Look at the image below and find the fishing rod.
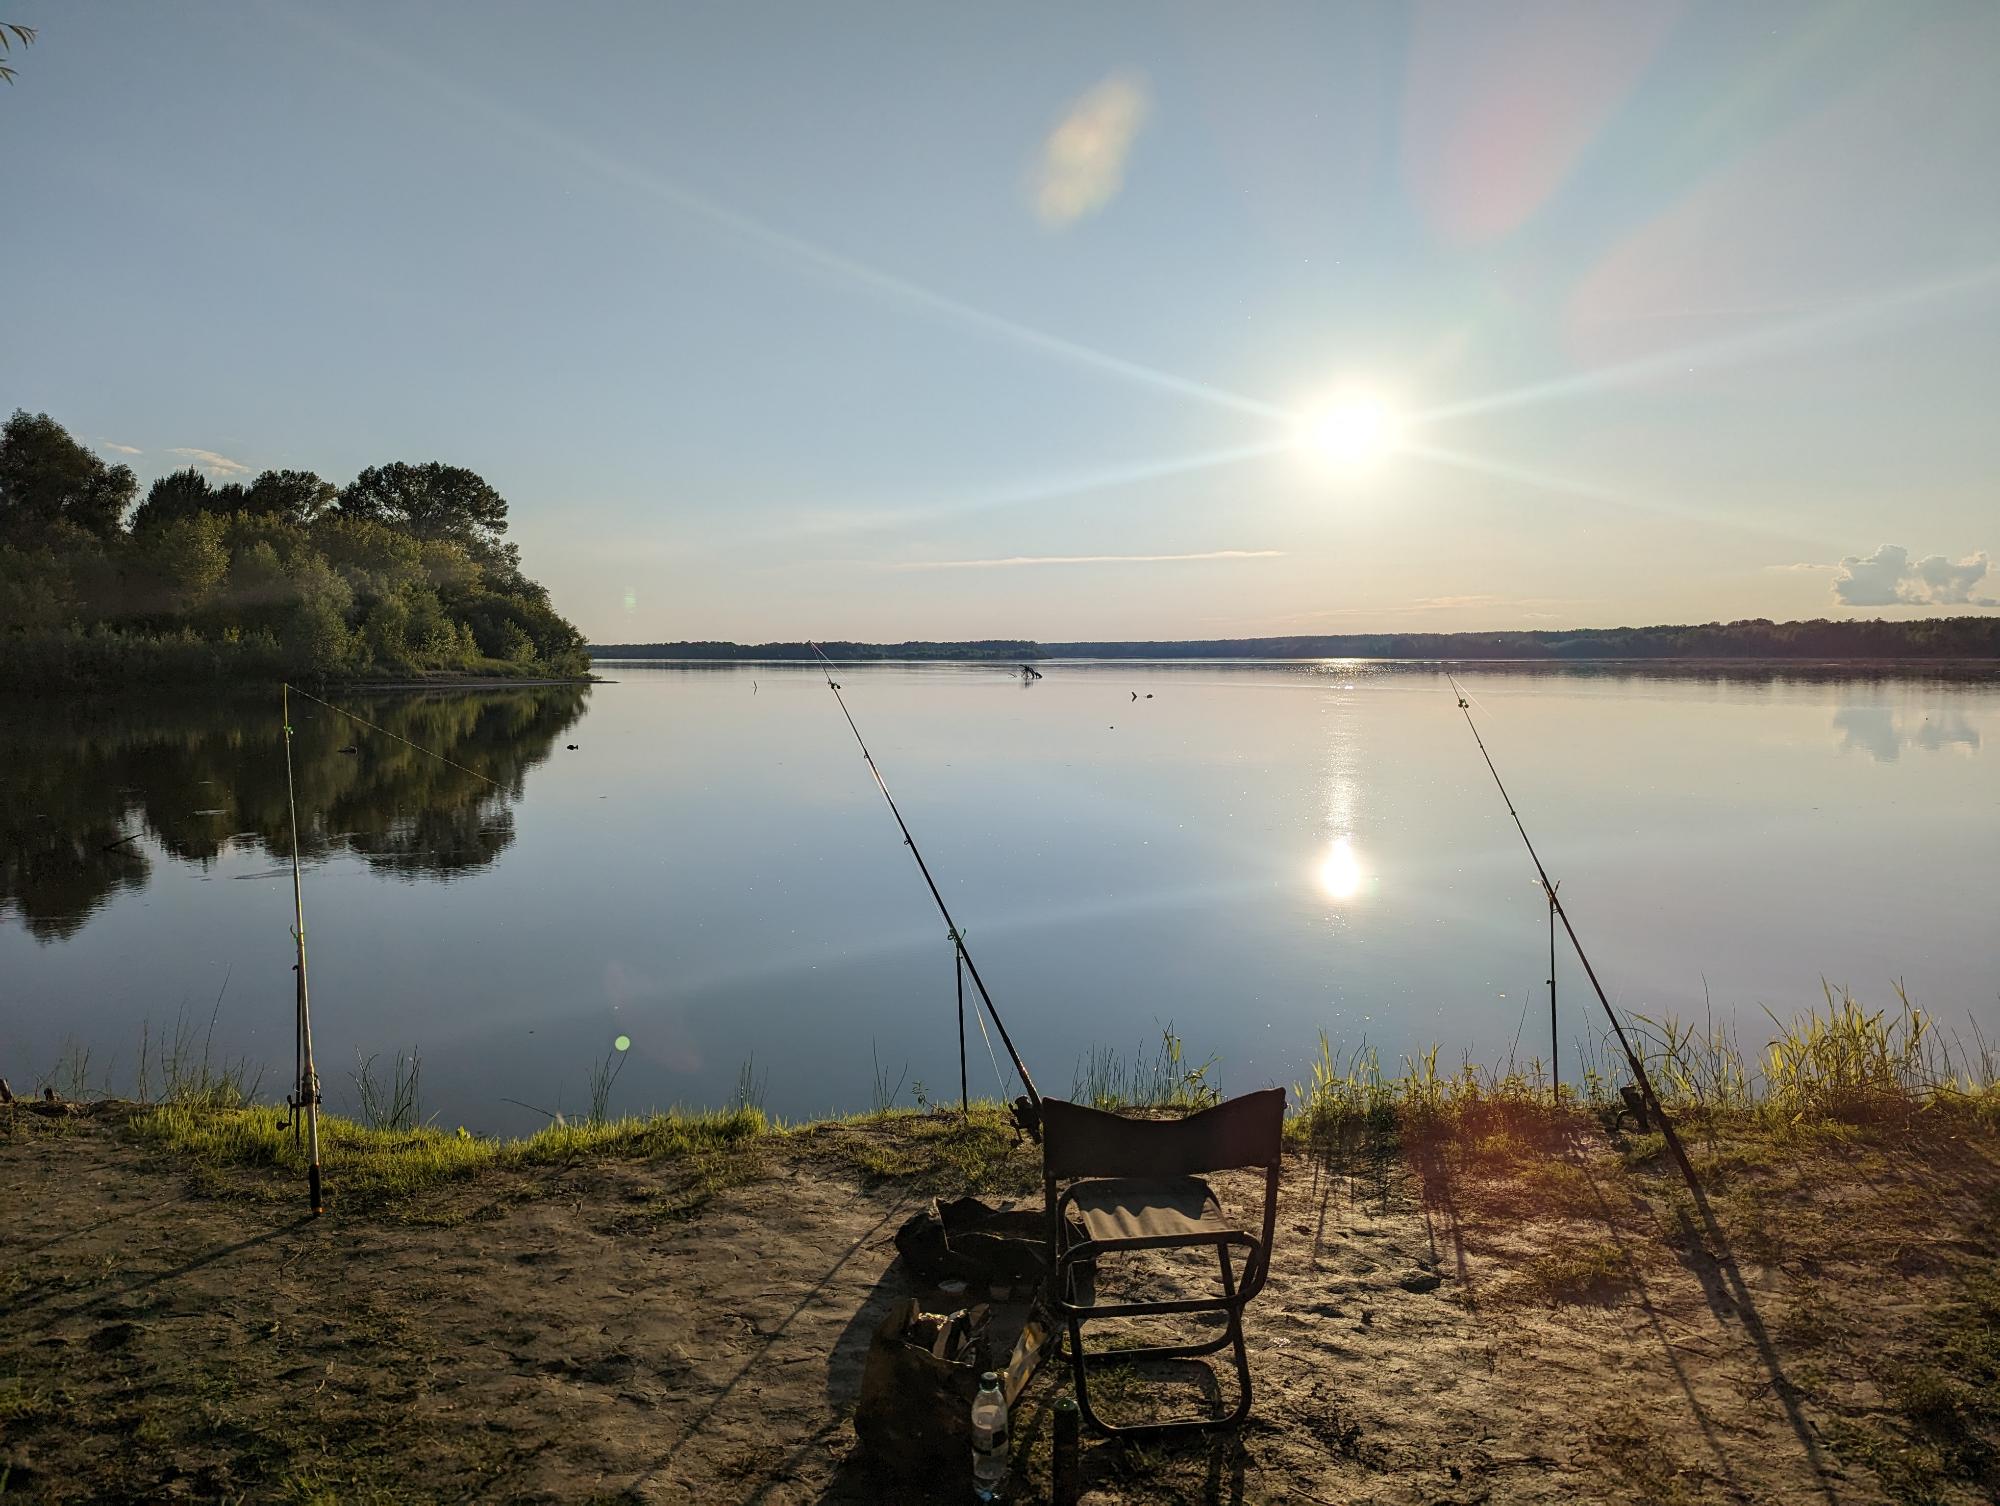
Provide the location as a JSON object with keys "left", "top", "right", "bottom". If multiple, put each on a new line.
{"left": 807, "top": 643, "right": 1042, "bottom": 1128}
{"left": 1445, "top": 672, "right": 1701, "bottom": 1197}
{"left": 280, "top": 684, "right": 324, "bottom": 1216}
{"left": 270, "top": 680, "right": 509, "bottom": 1212}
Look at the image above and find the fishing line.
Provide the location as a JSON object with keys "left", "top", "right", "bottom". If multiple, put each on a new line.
{"left": 806, "top": 643, "right": 1042, "bottom": 1117}
{"left": 948, "top": 926, "right": 1011, "bottom": 1102}
{"left": 283, "top": 682, "right": 504, "bottom": 788}
{"left": 965, "top": 950, "right": 1013, "bottom": 1100}
{"left": 1445, "top": 671, "right": 1702, "bottom": 1197}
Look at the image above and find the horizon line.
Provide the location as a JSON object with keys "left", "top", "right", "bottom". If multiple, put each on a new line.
{"left": 584, "top": 612, "right": 2000, "bottom": 649}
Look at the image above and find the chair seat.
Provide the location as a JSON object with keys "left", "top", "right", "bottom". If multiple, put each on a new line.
{"left": 1066, "top": 1176, "right": 1228, "bottom": 1244}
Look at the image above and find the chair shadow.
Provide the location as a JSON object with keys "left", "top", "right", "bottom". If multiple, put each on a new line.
{"left": 1408, "top": 1129, "right": 1480, "bottom": 1310}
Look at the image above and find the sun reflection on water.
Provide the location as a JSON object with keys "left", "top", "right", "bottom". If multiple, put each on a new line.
{"left": 1317, "top": 835, "right": 1365, "bottom": 902}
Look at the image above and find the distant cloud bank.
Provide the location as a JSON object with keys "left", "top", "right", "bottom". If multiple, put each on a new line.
{"left": 168, "top": 446, "right": 251, "bottom": 477}
{"left": 1820, "top": 544, "right": 1997, "bottom": 607}
{"left": 1030, "top": 72, "right": 1150, "bottom": 227}
{"left": 100, "top": 440, "right": 142, "bottom": 455}
{"left": 892, "top": 549, "right": 1281, "bottom": 571}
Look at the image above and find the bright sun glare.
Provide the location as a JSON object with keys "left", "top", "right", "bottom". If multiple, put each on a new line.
{"left": 1317, "top": 835, "right": 1364, "bottom": 901}
{"left": 1296, "top": 393, "right": 1408, "bottom": 472}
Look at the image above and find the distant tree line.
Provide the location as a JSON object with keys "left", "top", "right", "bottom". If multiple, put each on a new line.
{"left": 594, "top": 619, "right": 2000, "bottom": 663}
{"left": 591, "top": 639, "right": 1042, "bottom": 662}
{"left": 0, "top": 411, "right": 588, "bottom": 688}
{"left": 1040, "top": 622, "right": 2000, "bottom": 659}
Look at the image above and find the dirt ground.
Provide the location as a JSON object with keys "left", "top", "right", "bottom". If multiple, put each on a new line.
{"left": 2, "top": 1105, "right": 1995, "bottom": 1504}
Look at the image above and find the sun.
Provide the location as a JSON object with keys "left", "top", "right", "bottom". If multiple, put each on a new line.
{"left": 1295, "top": 392, "right": 1408, "bottom": 472}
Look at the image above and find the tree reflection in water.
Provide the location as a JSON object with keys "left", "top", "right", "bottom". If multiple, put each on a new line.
{"left": 1, "top": 686, "right": 587, "bottom": 940}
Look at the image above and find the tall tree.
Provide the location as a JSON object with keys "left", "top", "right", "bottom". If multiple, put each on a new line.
{"left": 0, "top": 410, "right": 138, "bottom": 538}
{"left": 129, "top": 467, "right": 214, "bottom": 533}
{"left": 338, "top": 462, "right": 508, "bottom": 543}
{"left": 243, "top": 468, "right": 337, "bottom": 525}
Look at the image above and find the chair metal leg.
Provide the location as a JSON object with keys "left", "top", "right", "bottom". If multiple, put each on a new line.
{"left": 1217, "top": 1240, "right": 1253, "bottom": 1426}
{"left": 1065, "top": 1243, "right": 1253, "bottom": 1437}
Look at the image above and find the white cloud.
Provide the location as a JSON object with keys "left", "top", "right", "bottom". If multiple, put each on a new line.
{"left": 891, "top": 549, "right": 1281, "bottom": 571}
{"left": 1833, "top": 704, "right": 1981, "bottom": 762}
{"left": 1029, "top": 72, "right": 1150, "bottom": 228}
{"left": 1826, "top": 544, "right": 1996, "bottom": 607}
{"left": 169, "top": 447, "right": 251, "bottom": 477}
{"left": 100, "top": 441, "right": 142, "bottom": 455}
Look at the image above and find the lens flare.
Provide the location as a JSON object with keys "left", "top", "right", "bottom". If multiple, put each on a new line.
{"left": 613, "top": 1034, "right": 631, "bottom": 1052}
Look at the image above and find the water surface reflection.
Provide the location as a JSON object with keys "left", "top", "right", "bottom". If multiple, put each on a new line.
{"left": 0, "top": 687, "right": 586, "bottom": 940}
{"left": 3, "top": 663, "right": 1995, "bottom": 1131}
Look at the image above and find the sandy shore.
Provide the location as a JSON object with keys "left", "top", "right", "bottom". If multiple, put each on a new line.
{"left": 2, "top": 1103, "right": 1994, "bottom": 1503}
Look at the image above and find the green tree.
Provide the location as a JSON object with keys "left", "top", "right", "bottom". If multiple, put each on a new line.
{"left": 1, "top": 413, "right": 592, "bottom": 688}
{"left": 280, "top": 556, "right": 357, "bottom": 674}
{"left": 148, "top": 515, "right": 229, "bottom": 614}
{"left": 338, "top": 461, "right": 508, "bottom": 544}
{"left": 243, "top": 468, "right": 337, "bottom": 525}
{"left": 129, "top": 467, "right": 214, "bottom": 534}
{"left": 0, "top": 410, "right": 138, "bottom": 538}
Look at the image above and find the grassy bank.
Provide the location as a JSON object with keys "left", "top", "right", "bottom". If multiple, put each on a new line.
{"left": 1288, "top": 987, "right": 1999, "bottom": 1151}
{"left": 19, "top": 989, "right": 1984, "bottom": 1227}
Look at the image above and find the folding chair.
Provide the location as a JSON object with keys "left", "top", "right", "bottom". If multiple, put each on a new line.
{"left": 1041, "top": 1088, "right": 1284, "bottom": 1435}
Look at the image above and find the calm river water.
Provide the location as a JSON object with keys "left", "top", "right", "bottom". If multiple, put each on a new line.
{"left": 4, "top": 661, "right": 1995, "bottom": 1132}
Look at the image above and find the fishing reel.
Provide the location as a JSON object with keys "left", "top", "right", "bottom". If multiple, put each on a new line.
{"left": 1010, "top": 1095, "right": 1042, "bottom": 1145}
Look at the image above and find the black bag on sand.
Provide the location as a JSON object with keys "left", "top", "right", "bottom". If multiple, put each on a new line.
{"left": 853, "top": 1298, "right": 993, "bottom": 1475}
{"left": 893, "top": 1196, "right": 1048, "bottom": 1288}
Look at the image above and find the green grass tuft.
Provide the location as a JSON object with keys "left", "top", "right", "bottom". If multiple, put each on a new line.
{"left": 795, "top": 1102, "right": 1038, "bottom": 1196}
{"left": 128, "top": 1104, "right": 769, "bottom": 1211}
{"left": 1519, "top": 1240, "right": 1630, "bottom": 1306}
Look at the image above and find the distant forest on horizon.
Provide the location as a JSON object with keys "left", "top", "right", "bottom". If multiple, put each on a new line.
{"left": 592, "top": 618, "right": 2000, "bottom": 663}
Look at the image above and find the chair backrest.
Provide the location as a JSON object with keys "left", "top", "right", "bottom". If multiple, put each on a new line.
{"left": 1040, "top": 1088, "right": 1286, "bottom": 1182}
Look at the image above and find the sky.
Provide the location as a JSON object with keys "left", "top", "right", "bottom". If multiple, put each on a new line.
{"left": 6, "top": 0, "right": 1999, "bottom": 642}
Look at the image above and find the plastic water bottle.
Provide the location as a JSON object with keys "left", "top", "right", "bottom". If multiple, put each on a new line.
{"left": 971, "top": 1370, "right": 1008, "bottom": 1501}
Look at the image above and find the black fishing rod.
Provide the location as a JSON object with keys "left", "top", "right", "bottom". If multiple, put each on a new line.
{"left": 1445, "top": 672, "right": 1701, "bottom": 1197}
{"left": 280, "top": 684, "right": 324, "bottom": 1216}
{"left": 807, "top": 644, "right": 1042, "bottom": 1126}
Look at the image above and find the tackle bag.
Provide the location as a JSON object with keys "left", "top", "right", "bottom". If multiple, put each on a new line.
{"left": 892, "top": 1195, "right": 1048, "bottom": 1288}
